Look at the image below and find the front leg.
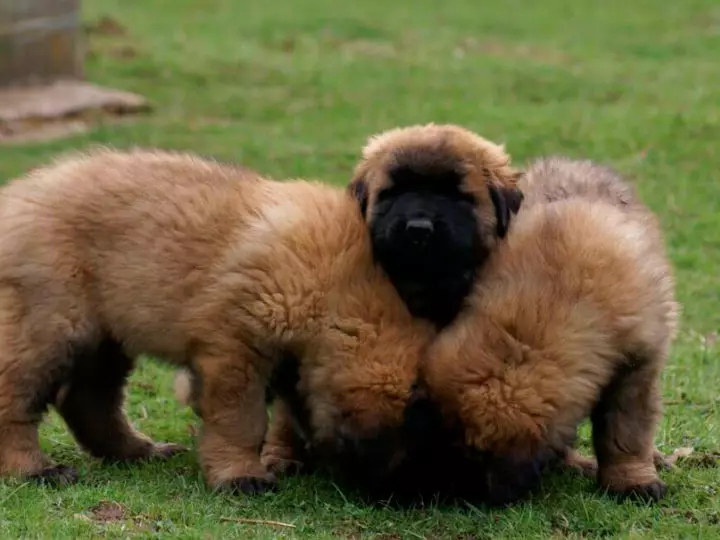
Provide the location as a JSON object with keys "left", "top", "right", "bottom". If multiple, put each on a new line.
{"left": 194, "top": 350, "right": 276, "bottom": 494}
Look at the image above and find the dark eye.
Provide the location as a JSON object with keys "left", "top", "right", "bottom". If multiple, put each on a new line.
{"left": 447, "top": 189, "right": 476, "bottom": 205}
{"left": 462, "top": 193, "right": 477, "bottom": 205}
{"left": 376, "top": 187, "right": 400, "bottom": 201}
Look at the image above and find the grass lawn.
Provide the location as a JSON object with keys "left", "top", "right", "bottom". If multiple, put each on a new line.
{"left": 1, "top": 0, "right": 719, "bottom": 537}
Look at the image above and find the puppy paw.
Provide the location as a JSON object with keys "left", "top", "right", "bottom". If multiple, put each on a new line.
{"left": 103, "top": 441, "right": 187, "bottom": 463}
{"left": 27, "top": 465, "right": 79, "bottom": 487}
{"left": 653, "top": 448, "right": 674, "bottom": 471}
{"left": 609, "top": 480, "right": 667, "bottom": 503}
{"left": 261, "top": 446, "right": 304, "bottom": 476}
{"left": 223, "top": 473, "right": 278, "bottom": 495}
{"left": 262, "top": 455, "right": 303, "bottom": 476}
{"left": 563, "top": 449, "right": 598, "bottom": 478}
{"left": 599, "top": 460, "right": 664, "bottom": 503}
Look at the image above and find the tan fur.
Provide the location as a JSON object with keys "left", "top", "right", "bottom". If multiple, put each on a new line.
{"left": 349, "top": 123, "right": 523, "bottom": 251}
{"left": 423, "top": 157, "right": 678, "bottom": 501}
{"left": 0, "top": 148, "right": 434, "bottom": 492}
{"left": 257, "top": 124, "right": 525, "bottom": 477}
{"left": 174, "top": 368, "right": 310, "bottom": 475}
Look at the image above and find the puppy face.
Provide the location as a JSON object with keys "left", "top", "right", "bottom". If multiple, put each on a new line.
{"left": 348, "top": 124, "right": 523, "bottom": 325}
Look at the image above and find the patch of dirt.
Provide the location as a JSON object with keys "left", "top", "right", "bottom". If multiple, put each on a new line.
{"left": 456, "top": 38, "right": 571, "bottom": 64}
{"left": 663, "top": 508, "right": 701, "bottom": 524}
{"left": 677, "top": 451, "right": 720, "bottom": 469}
{"left": 341, "top": 40, "right": 397, "bottom": 58}
{"left": 0, "top": 81, "right": 149, "bottom": 144}
{"left": 90, "top": 501, "right": 127, "bottom": 523}
{"left": 663, "top": 508, "right": 720, "bottom": 525}
{"left": 86, "top": 16, "right": 128, "bottom": 37}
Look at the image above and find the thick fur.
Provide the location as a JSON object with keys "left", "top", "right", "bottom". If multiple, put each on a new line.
{"left": 0, "top": 149, "right": 434, "bottom": 493}
{"left": 423, "top": 157, "right": 678, "bottom": 502}
{"left": 348, "top": 124, "right": 523, "bottom": 328}
{"left": 180, "top": 124, "right": 527, "bottom": 491}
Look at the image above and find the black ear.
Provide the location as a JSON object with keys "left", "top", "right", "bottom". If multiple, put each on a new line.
{"left": 488, "top": 186, "right": 524, "bottom": 238}
{"left": 348, "top": 176, "right": 369, "bottom": 219}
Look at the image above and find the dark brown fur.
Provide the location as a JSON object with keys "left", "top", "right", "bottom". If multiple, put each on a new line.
{"left": 0, "top": 149, "right": 434, "bottom": 493}
{"left": 423, "top": 157, "right": 678, "bottom": 502}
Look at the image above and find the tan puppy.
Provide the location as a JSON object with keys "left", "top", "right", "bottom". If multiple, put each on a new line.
{"left": 254, "top": 124, "right": 526, "bottom": 483}
{"left": 0, "top": 149, "right": 433, "bottom": 493}
{"left": 423, "top": 157, "right": 678, "bottom": 502}
{"left": 348, "top": 124, "right": 523, "bottom": 328}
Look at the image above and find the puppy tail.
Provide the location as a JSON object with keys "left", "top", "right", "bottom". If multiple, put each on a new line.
{"left": 173, "top": 369, "right": 194, "bottom": 407}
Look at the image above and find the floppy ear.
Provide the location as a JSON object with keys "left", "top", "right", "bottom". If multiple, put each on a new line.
{"left": 488, "top": 186, "right": 524, "bottom": 238}
{"left": 348, "top": 176, "right": 369, "bottom": 219}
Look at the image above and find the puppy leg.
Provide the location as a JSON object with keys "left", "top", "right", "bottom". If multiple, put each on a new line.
{"left": 0, "top": 334, "right": 77, "bottom": 485}
{"left": 562, "top": 448, "right": 598, "bottom": 478}
{"left": 194, "top": 349, "right": 275, "bottom": 494}
{"left": 591, "top": 359, "right": 665, "bottom": 502}
{"left": 55, "top": 339, "right": 185, "bottom": 462}
{"left": 261, "top": 399, "right": 305, "bottom": 476}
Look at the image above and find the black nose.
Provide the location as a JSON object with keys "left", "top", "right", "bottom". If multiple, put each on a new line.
{"left": 405, "top": 218, "right": 434, "bottom": 243}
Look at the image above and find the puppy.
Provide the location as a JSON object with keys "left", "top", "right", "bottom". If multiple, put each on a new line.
{"left": 0, "top": 148, "right": 434, "bottom": 493}
{"left": 176, "top": 349, "right": 416, "bottom": 491}
{"left": 422, "top": 157, "right": 678, "bottom": 502}
{"left": 179, "top": 124, "right": 526, "bottom": 487}
{"left": 348, "top": 124, "right": 523, "bottom": 328}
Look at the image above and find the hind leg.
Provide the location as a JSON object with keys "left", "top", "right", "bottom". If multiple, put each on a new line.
{"left": 0, "top": 337, "right": 77, "bottom": 485}
{"left": 55, "top": 339, "right": 185, "bottom": 462}
{"left": 591, "top": 358, "right": 666, "bottom": 502}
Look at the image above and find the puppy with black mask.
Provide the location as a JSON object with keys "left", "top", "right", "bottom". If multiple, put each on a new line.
{"left": 174, "top": 125, "right": 527, "bottom": 502}
{"left": 348, "top": 123, "right": 523, "bottom": 329}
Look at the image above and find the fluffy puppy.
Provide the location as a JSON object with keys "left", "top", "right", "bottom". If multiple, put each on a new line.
{"left": 348, "top": 124, "right": 523, "bottom": 328}
{"left": 0, "top": 149, "right": 434, "bottom": 493}
{"left": 176, "top": 353, "right": 416, "bottom": 491}
{"left": 178, "top": 124, "right": 525, "bottom": 486}
{"left": 422, "top": 157, "right": 678, "bottom": 502}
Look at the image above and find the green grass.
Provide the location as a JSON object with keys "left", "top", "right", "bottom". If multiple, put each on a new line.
{"left": 1, "top": 0, "right": 719, "bottom": 537}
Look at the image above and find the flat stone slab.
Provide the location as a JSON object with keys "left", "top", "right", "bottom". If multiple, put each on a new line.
{"left": 0, "top": 79, "right": 150, "bottom": 143}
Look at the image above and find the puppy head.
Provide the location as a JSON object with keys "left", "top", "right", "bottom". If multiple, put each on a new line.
{"left": 335, "top": 382, "right": 556, "bottom": 507}
{"left": 305, "top": 324, "right": 430, "bottom": 485}
{"left": 420, "top": 318, "right": 554, "bottom": 463}
{"left": 348, "top": 123, "right": 524, "bottom": 271}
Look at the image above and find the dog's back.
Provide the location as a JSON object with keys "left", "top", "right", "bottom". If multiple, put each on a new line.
{"left": 520, "top": 156, "right": 638, "bottom": 210}
{"left": 427, "top": 195, "right": 677, "bottom": 457}
{"left": 480, "top": 158, "right": 677, "bottom": 373}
